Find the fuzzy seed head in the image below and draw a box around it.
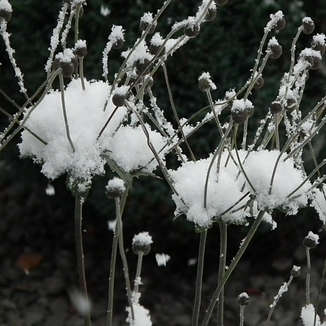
[302,17,315,35]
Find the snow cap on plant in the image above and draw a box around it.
[267,37,282,59]
[231,99,253,124]
[303,231,319,249]
[290,265,301,278]
[311,33,326,55]
[106,177,126,199]
[109,25,125,49]
[149,32,165,55]
[140,12,156,34]
[132,232,152,255]
[198,72,216,92]
[237,292,250,306]
[74,39,87,57]
[265,11,285,32]
[302,17,315,35]
[0,0,12,22]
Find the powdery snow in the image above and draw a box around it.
[132,232,153,246]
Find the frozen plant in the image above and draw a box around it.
[1,1,326,326]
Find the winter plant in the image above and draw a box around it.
[1,0,326,325]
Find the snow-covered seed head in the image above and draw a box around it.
[311,34,326,55]
[105,177,126,199]
[302,17,315,35]
[215,0,229,6]
[184,23,200,38]
[285,97,297,112]
[60,61,75,78]
[270,101,283,114]
[74,40,87,58]
[231,110,248,124]
[0,8,12,22]
[301,49,322,70]
[132,232,153,255]
[135,58,150,75]
[273,16,286,32]
[231,99,253,124]
[149,43,164,55]
[205,7,217,22]
[303,231,319,249]
[112,38,124,49]
[268,39,282,59]
[290,265,301,278]
[56,49,76,78]
[237,292,250,306]
[140,12,156,34]
[253,76,264,89]
[198,72,217,92]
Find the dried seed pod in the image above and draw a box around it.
[306,55,321,70]
[268,42,282,59]
[231,110,248,124]
[140,20,156,34]
[205,7,217,21]
[290,265,301,278]
[60,61,75,78]
[253,76,264,89]
[184,23,200,38]
[311,36,326,55]
[237,293,250,306]
[149,43,165,55]
[0,8,12,22]
[112,93,126,107]
[135,58,150,74]
[112,38,124,49]
[105,178,126,199]
[75,42,87,58]
[270,101,283,114]
[273,16,286,32]
[302,17,315,35]
[303,233,319,248]
[215,0,229,6]
[132,232,152,256]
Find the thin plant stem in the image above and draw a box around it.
[313,257,326,326]
[264,275,294,326]
[115,196,135,320]
[201,210,265,326]
[74,193,91,326]
[133,251,144,296]
[217,221,227,326]
[79,57,86,90]
[192,229,208,326]
[59,73,75,152]
[239,306,245,326]
[306,246,311,305]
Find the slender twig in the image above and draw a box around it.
[192,229,208,326]
[306,246,311,305]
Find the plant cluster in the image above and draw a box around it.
[1,0,326,325]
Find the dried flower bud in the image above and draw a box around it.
[253,76,264,89]
[303,231,319,249]
[237,292,250,306]
[274,16,286,32]
[311,34,326,55]
[132,232,153,255]
[112,93,126,107]
[231,99,253,124]
[215,0,229,6]
[301,48,322,70]
[268,40,282,59]
[112,38,124,49]
[270,101,283,114]
[198,72,216,92]
[0,8,12,22]
[290,265,301,278]
[74,40,87,58]
[302,17,315,35]
[140,13,156,34]
[105,177,126,199]
[149,43,164,55]
[60,61,75,78]
[184,23,200,38]
[205,7,217,22]
[285,97,297,112]
[135,58,150,74]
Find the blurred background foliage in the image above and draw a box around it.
[1,0,326,274]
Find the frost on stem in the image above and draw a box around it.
[126,303,152,326]
[301,304,322,326]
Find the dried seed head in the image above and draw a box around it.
[132,232,153,255]
[184,23,200,38]
[0,9,11,22]
[231,99,254,124]
[290,265,301,278]
[237,292,250,306]
[140,12,156,34]
[270,101,283,114]
[274,16,286,31]
[311,34,326,55]
[112,38,124,49]
[215,0,229,6]
[285,97,297,112]
[301,48,322,70]
[112,93,126,107]
[205,7,217,21]
[302,17,315,35]
[74,40,87,58]
[60,62,75,78]
[253,76,264,89]
[198,72,216,92]
[268,40,282,59]
[105,177,126,199]
[149,43,164,55]
[135,58,150,74]
[303,231,319,249]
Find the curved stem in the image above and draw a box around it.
[201,210,265,326]
[192,229,208,326]
[74,193,91,326]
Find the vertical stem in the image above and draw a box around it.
[74,193,91,326]
[217,221,227,326]
[106,221,119,326]
[201,210,265,326]
[306,247,311,305]
[239,306,245,326]
[192,229,208,326]
[115,197,135,320]
[133,252,144,296]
